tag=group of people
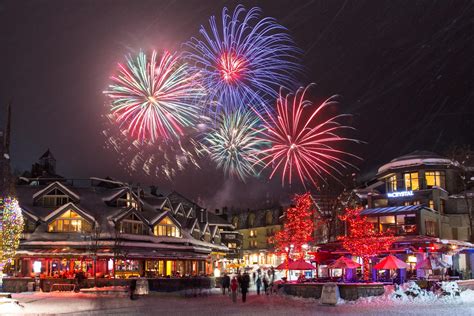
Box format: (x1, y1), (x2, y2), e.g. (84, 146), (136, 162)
(221, 268), (276, 303)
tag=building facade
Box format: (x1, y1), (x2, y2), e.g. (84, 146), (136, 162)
(224, 207), (284, 267)
(319, 151), (474, 278)
(3, 153), (232, 279)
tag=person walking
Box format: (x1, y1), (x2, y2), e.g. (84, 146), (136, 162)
(263, 276), (269, 295)
(256, 275), (262, 295)
(222, 273), (230, 295)
(230, 277), (238, 303)
(129, 278), (137, 300)
(237, 273), (243, 293)
(241, 272), (250, 302)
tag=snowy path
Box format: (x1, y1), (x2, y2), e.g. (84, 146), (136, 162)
(2, 291), (474, 315)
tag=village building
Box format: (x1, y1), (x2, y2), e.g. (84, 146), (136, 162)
(3, 151), (232, 280)
(318, 151), (474, 279)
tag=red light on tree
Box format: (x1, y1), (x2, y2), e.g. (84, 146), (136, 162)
(274, 193), (319, 260)
(338, 207), (395, 281)
(218, 52), (247, 83)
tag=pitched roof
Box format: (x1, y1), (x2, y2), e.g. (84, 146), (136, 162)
(32, 181), (80, 201)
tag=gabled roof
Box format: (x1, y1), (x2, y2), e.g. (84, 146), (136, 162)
(32, 181), (80, 201)
(103, 187), (129, 202)
(149, 211), (182, 228)
(21, 208), (39, 222)
(108, 207), (149, 225)
(44, 202), (97, 225)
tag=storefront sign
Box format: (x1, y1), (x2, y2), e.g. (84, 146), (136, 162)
(387, 191), (414, 198)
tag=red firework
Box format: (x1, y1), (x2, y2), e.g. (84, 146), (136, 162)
(256, 85), (361, 188)
(218, 52), (247, 83)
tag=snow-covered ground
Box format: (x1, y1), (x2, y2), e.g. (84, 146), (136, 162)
(1, 287), (474, 316)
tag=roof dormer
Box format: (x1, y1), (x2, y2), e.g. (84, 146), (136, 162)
(33, 181), (80, 207)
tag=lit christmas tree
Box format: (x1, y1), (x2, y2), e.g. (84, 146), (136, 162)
(274, 193), (316, 260)
(0, 197), (24, 274)
(338, 207), (395, 281)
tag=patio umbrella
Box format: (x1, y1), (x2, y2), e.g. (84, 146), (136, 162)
(374, 255), (409, 283)
(328, 256), (361, 281)
(415, 256), (450, 270)
(275, 259), (293, 270)
(287, 259), (317, 271)
(329, 256), (362, 269)
(374, 255), (409, 270)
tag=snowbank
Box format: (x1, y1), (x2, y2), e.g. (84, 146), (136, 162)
(0, 297), (24, 314)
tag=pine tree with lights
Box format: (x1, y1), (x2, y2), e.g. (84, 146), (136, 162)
(338, 207), (395, 281)
(0, 197), (24, 274)
(274, 193), (315, 259)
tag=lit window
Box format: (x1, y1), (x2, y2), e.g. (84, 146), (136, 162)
(153, 216), (181, 238)
(387, 175), (397, 192)
(265, 211), (273, 225)
(249, 240), (258, 248)
(232, 217), (239, 229)
(425, 171), (446, 189)
(428, 200), (435, 210)
(249, 229), (257, 237)
(39, 188), (71, 207)
(228, 242), (237, 249)
(248, 213), (255, 227)
(119, 213), (147, 235)
(425, 220), (437, 236)
(48, 210), (92, 233)
(404, 172), (419, 191)
(440, 200), (445, 214)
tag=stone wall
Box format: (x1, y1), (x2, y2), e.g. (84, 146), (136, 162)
(2, 277), (34, 293)
(281, 283), (385, 301)
(3, 277), (213, 293)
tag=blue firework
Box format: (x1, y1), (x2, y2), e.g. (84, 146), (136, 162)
(185, 5), (302, 114)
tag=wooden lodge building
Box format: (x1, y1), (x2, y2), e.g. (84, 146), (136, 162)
(3, 150), (233, 280)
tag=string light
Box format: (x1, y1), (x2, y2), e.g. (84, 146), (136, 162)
(338, 207), (395, 281)
(0, 197), (24, 273)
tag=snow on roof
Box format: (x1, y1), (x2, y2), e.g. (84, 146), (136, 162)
(377, 151), (458, 175)
(44, 202), (97, 224)
(32, 181), (81, 201)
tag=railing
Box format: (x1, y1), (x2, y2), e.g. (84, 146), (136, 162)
(50, 283), (76, 292)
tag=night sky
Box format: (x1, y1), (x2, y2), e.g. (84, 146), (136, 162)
(0, 0), (473, 209)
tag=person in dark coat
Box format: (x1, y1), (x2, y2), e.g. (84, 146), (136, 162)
(263, 276), (269, 295)
(129, 279), (137, 300)
(222, 273), (231, 295)
(241, 272), (250, 302)
(255, 275), (262, 295)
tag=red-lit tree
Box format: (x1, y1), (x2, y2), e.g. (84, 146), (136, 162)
(274, 193), (316, 260)
(338, 207), (395, 281)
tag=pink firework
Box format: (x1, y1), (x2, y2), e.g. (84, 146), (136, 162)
(257, 85), (361, 187)
(104, 51), (204, 143)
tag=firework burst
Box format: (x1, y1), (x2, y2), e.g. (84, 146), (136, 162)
(104, 51), (205, 143)
(185, 5), (302, 114)
(201, 108), (268, 181)
(256, 85), (361, 188)
(102, 113), (204, 180)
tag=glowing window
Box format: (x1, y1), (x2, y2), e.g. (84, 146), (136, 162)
(425, 171), (446, 189)
(119, 213), (148, 235)
(248, 213), (255, 227)
(265, 211), (273, 225)
(387, 175), (397, 192)
(232, 217), (239, 229)
(154, 216), (181, 238)
(404, 172), (419, 191)
(48, 210), (92, 233)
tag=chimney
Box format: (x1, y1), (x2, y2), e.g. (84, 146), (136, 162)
(150, 185), (158, 196)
